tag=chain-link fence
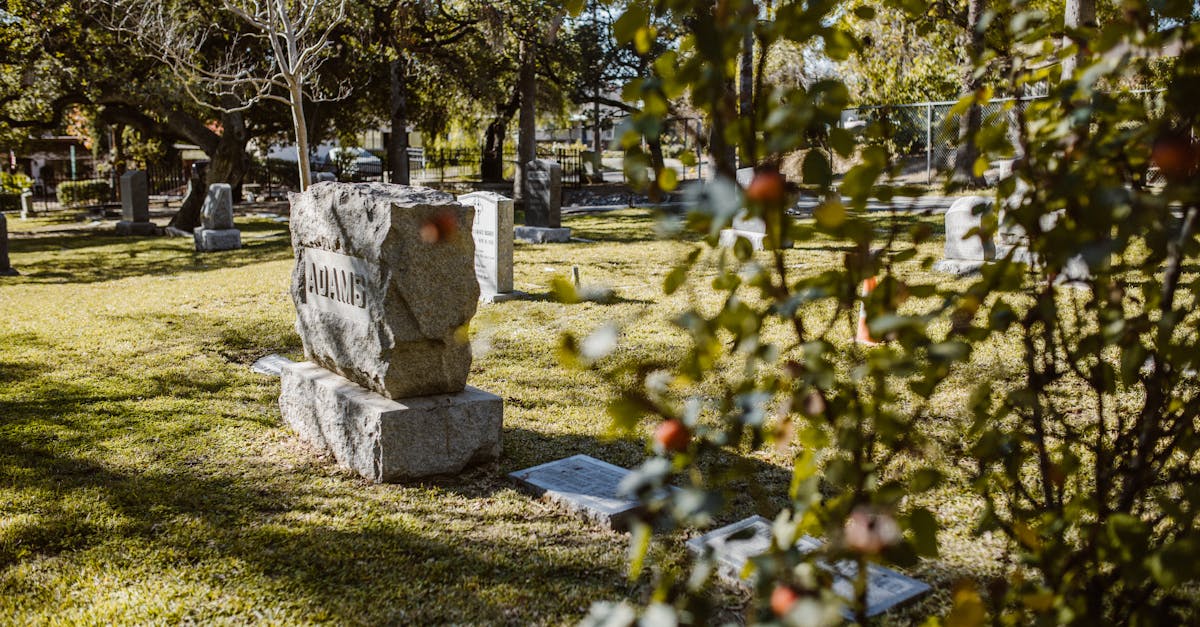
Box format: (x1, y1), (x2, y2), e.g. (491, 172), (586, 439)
(839, 89), (1165, 184)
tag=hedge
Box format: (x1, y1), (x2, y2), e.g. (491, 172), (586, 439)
(56, 179), (112, 207)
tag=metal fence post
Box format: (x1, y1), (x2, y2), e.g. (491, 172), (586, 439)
(925, 103), (933, 185)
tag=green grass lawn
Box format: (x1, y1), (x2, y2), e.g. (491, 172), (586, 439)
(1, 206), (1013, 624)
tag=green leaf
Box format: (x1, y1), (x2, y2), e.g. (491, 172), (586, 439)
(613, 6), (648, 45)
(627, 521), (652, 580)
(802, 150), (832, 186)
(908, 507), (939, 557)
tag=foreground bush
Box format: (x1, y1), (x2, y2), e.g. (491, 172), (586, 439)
(570, 1), (1200, 624)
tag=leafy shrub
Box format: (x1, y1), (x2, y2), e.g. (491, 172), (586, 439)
(56, 179), (111, 207)
(566, 1), (1200, 625)
(1, 171), (33, 194)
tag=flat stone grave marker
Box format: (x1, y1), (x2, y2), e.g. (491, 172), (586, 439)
(510, 454), (650, 531)
(687, 515), (931, 618)
(250, 353), (294, 377)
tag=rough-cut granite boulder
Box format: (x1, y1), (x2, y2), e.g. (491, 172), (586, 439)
(288, 182), (479, 398)
(202, 183), (234, 230)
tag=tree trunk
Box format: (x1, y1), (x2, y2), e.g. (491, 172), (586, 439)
(167, 163), (207, 233)
(953, 0), (988, 189)
(1061, 0), (1096, 80)
(515, 37), (537, 204)
(739, 20), (755, 168)
(482, 117), (507, 182)
(388, 55), (411, 185)
(288, 80), (311, 192)
(205, 110), (249, 201)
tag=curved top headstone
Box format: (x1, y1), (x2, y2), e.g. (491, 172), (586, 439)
(288, 182), (480, 398)
(201, 183), (234, 230)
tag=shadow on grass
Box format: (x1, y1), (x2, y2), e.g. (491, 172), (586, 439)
(7, 221), (293, 285)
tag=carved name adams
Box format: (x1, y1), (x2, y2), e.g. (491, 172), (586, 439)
(301, 248), (373, 323)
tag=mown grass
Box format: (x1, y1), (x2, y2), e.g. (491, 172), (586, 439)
(0, 205), (1058, 624)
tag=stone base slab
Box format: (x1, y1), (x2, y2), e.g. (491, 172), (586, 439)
(116, 220), (158, 236)
(279, 361), (502, 482)
(194, 227), (242, 252)
(719, 228), (793, 251)
(515, 226), (571, 244)
(933, 258), (987, 276)
(0, 267), (18, 277)
(480, 290), (528, 304)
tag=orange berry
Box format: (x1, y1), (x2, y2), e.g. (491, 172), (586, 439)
(654, 419), (690, 453)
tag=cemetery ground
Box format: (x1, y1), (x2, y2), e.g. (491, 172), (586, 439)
(2, 205), (1113, 624)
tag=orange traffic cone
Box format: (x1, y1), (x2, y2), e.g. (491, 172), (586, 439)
(856, 276), (880, 346)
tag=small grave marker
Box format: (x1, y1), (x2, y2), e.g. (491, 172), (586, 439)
(687, 516), (931, 618)
(510, 454), (646, 530)
(250, 354), (294, 377)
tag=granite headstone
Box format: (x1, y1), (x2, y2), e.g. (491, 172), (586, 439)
(516, 159), (571, 243)
(279, 183), (503, 482)
(115, 170), (156, 235)
(193, 183), (241, 251)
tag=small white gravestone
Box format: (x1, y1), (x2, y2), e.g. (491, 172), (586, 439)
(719, 167), (782, 251)
(509, 455), (649, 531)
(686, 516), (931, 618)
(194, 183), (242, 251)
(933, 195), (994, 275)
(457, 191), (520, 302)
(115, 170), (156, 236)
(280, 182), (502, 482)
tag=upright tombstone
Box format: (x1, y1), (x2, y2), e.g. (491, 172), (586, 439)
(0, 213), (19, 276)
(515, 159), (571, 243)
(279, 182), (503, 482)
(457, 191), (519, 302)
(193, 183), (242, 252)
(719, 167), (774, 251)
(996, 181), (1094, 283)
(933, 195), (995, 275)
(115, 170), (156, 235)
(19, 192), (33, 220)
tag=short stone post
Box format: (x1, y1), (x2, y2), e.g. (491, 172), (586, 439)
(115, 170), (156, 235)
(193, 183), (242, 251)
(279, 182), (503, 482)
(457, 191), (520, 302)
(0, 213), (19, 276)
(515, 159), (571, 243)
(19, 192), (33, 220)
(719, 167), (771, 250)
